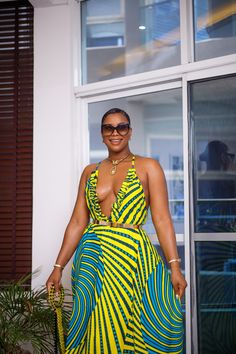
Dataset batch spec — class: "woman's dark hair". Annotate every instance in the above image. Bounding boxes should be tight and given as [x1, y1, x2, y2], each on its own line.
[101, 108, 131, 125]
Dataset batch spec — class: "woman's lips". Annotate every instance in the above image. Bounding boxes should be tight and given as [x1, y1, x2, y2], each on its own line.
[109, 138, 122, 145]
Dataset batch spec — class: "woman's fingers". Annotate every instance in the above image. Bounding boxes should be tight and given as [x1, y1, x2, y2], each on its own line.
[46, 281, 53, 293]
[46, 269, 62, 293]
[178, 285, 185, 299]
[177, 280, 187, 299]
[172, 276, 187, 299]
[173, 283, 181, 297]
[54, 282, 61, 294]
[46, 280, 61, 293]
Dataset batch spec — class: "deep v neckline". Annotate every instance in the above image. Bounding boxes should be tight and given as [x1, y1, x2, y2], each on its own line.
[95, 166, 133, 220]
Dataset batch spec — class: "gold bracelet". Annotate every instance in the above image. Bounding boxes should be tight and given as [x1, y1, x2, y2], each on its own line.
[168, 258, 181, 264]
[54, 263, 64, 270]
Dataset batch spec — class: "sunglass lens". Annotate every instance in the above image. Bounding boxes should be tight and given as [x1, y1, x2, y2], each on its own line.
[102, 125, 113, 136]
[117, 124, 129, 136]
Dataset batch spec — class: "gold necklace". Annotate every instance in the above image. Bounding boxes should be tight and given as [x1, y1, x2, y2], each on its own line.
[107, 153, 131, 175]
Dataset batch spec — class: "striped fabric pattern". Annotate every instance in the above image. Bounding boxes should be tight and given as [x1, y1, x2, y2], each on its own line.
[65, 156, 183, 353]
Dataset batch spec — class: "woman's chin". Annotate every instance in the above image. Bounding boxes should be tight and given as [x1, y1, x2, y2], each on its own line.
[105, 140, 123, 147]
[107, 144, 128, 152]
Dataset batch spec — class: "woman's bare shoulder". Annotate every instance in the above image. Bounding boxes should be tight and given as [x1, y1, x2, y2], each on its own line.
[81, 163, 97, 180]
[83, 163, 97, 175]
[135, 155, 163, 172]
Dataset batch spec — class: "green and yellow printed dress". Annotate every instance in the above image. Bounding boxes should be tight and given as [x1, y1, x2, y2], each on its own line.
[65, 156, 183, 354]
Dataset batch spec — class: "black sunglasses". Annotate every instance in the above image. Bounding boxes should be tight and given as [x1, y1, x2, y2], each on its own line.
[101, 123, 130, 136]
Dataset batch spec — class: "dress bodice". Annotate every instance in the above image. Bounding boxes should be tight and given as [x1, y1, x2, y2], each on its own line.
[85, 156, 147, 225]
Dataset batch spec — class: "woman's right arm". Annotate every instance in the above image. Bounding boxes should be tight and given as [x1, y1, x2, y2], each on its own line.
[46, 165, 93, 292]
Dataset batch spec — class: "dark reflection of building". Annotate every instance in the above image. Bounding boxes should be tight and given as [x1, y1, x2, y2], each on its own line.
[198, 140, 235, 199]
[197, 141, 236, 232]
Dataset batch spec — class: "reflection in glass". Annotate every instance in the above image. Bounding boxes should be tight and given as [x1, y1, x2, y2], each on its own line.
[194, 0, 236, 61]
[191, 76, 236, 232]
[196, 241, 236, 353]
[198, 141, 235, 199]
[81, 0, 180, 84]
[86, 22, 125, 48]
[88, 88, 183, 233]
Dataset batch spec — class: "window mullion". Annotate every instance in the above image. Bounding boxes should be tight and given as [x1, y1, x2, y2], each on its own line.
[180, 0, 194, 64]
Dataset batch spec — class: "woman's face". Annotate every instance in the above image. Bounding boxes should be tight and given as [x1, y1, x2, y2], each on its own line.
[101, 113, 132, 153]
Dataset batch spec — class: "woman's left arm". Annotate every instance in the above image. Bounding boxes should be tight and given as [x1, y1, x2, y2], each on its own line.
[147, 159, 187, 298]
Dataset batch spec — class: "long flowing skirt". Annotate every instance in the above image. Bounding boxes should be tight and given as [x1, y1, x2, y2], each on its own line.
[65, 224, 183, 354]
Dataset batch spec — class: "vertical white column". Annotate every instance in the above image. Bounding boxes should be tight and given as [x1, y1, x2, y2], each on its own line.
[32, 3, 76, 289]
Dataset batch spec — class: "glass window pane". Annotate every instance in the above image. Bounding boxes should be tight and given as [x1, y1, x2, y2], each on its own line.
[191, 76, 236, 233]
[196, 241, 236, 353]
[86, 0, 121, 17]
[194, 0, 236, 61]
[81, 0, 180, 84]
[88, 88, 184, 234]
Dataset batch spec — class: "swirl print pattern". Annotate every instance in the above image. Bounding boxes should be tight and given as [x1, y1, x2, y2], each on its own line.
[65, 156, 183, 353]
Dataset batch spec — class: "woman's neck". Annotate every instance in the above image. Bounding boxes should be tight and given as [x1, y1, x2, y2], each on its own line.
[108, 149, 131, 161]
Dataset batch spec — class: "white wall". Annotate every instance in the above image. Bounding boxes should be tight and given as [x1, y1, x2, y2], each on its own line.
[32, 2, 77, 289]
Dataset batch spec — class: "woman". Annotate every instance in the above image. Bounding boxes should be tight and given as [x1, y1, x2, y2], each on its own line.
[46, 108, 187, 353]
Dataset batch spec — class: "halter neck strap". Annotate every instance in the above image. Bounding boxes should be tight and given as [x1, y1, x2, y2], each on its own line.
[95, 161, 102, 171]
[132, 155, 135, 168]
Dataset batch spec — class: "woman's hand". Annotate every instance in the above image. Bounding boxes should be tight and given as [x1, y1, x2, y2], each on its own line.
[170, 267, 187, 299]
[46, 268, 63, 293]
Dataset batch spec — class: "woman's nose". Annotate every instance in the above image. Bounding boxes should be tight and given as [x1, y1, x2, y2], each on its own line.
[111, 128, 119, 135]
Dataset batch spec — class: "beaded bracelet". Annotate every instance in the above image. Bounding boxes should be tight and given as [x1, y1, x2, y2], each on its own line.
[168, 258, 181, 264]
[54, 263, 64, 270]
